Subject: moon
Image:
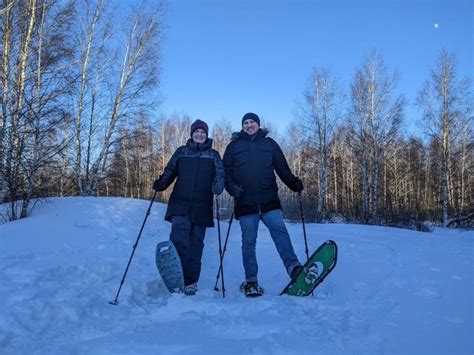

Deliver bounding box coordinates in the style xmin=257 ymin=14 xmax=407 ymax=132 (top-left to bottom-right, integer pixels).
xmin=433 ymin=23 xmax=439 ymax=29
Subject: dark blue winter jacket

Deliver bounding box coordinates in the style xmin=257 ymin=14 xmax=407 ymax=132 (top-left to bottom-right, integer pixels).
xmin=223 ymin=129 xmax=300 ymax=218
xmin=160 ymin=138 xmax=224 ymax=227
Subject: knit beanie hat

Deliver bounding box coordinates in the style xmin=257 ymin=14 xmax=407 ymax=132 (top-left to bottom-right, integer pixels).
xmin=190 ymin=119 xmax=209 ymax=137
xmin=241 ymin=112 xmax=260 ymax=126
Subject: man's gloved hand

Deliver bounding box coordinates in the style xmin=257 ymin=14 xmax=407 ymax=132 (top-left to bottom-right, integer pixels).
xmin=212 ymin=182 xmax=224 ymax=195
xmin=291 ymin=177 xmax=304 ymax=193
xmin=233 ymin=185 xmax=244 ymax=198
xmin=153 ymin=178 xmax=166 ymax=192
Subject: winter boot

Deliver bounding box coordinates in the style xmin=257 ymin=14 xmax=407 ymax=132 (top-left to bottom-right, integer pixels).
xmin=239 ymin=281 xmax=264 ymax=298
xmin=290 ymin=265 xmax=303 ymax=280
xmin=184 ymin=282 xmax=198 ymax=296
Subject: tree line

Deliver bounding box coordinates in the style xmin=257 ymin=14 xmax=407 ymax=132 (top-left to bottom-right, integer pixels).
xmin=1 ymin=1 xmax=472 ymax=228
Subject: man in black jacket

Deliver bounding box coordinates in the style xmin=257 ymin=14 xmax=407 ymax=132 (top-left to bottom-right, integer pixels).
xmin=223 ymin=112 xmax=304 ymax=297
xmin=153 ymin=119 xmax=224 ymax=295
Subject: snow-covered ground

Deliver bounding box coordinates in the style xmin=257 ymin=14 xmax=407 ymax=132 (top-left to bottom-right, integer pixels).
xmin=0 ymin=197 xmax=473 ymax=355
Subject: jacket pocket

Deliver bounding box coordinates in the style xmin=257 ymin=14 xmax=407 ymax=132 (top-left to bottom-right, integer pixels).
xmin=256 ymin=145 xmax=273 ymax=168
xmin=234 ymin=146 xmax=248 ymax=166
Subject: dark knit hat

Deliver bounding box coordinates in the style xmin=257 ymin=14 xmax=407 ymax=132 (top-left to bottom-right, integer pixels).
xmin=241 ymin=112 xmax=260 ymax=126
xmin=190 ymin=119 xmax=209 ymax=137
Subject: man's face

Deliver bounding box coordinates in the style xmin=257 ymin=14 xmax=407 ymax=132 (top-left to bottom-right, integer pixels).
xmin=242 ymin=119 xmax=259 ymax=136
xmin=192 ymin=128 xmax=207 ymax=144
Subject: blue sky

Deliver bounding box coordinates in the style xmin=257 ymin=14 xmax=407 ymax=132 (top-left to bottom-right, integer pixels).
xmin=157 ymin=0 xmax=473 ymax=134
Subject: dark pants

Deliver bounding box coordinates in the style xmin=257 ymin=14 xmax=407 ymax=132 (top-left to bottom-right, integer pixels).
xmin=170 ymin=216 xmax=206 ymax=286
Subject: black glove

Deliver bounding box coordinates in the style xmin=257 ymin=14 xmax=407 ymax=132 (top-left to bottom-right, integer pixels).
xmin=291 ymin=177 xmax=304 ymax=193
xmin=212 ymin=182 xmax=223 ymax=195
xmin=153 ymin=178 xmax=166 ymax=192
xmin=233 ymin=185 xmax=244 ymax=198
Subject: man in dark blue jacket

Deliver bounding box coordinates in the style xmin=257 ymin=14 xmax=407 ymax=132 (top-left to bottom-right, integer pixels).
xmin=154 ymin=119 xmax=224 ymax=295
xmin=223 ymin=112 xmax=304 ymax=297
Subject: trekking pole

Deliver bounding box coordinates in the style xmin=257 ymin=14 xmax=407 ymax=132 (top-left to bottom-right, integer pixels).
xmin=298 ymin=191 xmax=314 ymax=296
xmin=109 ymin=191 xmax=157 ymax=305
xmin=214 ymin=212 xmax=234 ymax=291
xmin=298 ymin=192 xmax=310 ymax=261
xmin=215 ymin=196 xmax=225 ymax=298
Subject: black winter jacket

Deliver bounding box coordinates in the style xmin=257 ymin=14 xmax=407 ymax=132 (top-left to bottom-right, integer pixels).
xmin=223 ymin=129 xmax=300 ymax=218
xmin=160 ymin=138 xmax=224 ymax=227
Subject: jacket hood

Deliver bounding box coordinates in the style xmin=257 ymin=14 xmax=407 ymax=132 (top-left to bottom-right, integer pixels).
xmin=231 ymin=128 xmax=269 ymax=141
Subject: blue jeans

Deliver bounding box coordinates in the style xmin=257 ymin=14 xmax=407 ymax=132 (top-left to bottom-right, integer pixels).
xmin=170 ymin=216 xmax=206 ymax=286
xmin=239 ymin=209 xmax=301 ymax=283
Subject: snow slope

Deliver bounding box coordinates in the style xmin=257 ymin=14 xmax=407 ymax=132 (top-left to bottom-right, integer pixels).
xmin=0 ymin=197 xmax=473 ymax=354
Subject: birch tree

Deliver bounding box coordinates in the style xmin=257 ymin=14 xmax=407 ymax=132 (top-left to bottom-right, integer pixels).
xmin=73 ymin=0 xmax=164 ymax=196
xmin=300 ymin=67 xmax=340 ymax=220
xmin=417 ymin=49 xmax=473 ymax=225
xmin=73 ymin=0 xmax=106 ymax=196
xmin=18 ymin=0 xmax=74 ymax=218
xmin=349 ymin=50 xmax=404 ymax=222
xmin=0 ymin=0 xmax=14 ymax=203
xmin=1 ymin=0 xmax=38 ymax=219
